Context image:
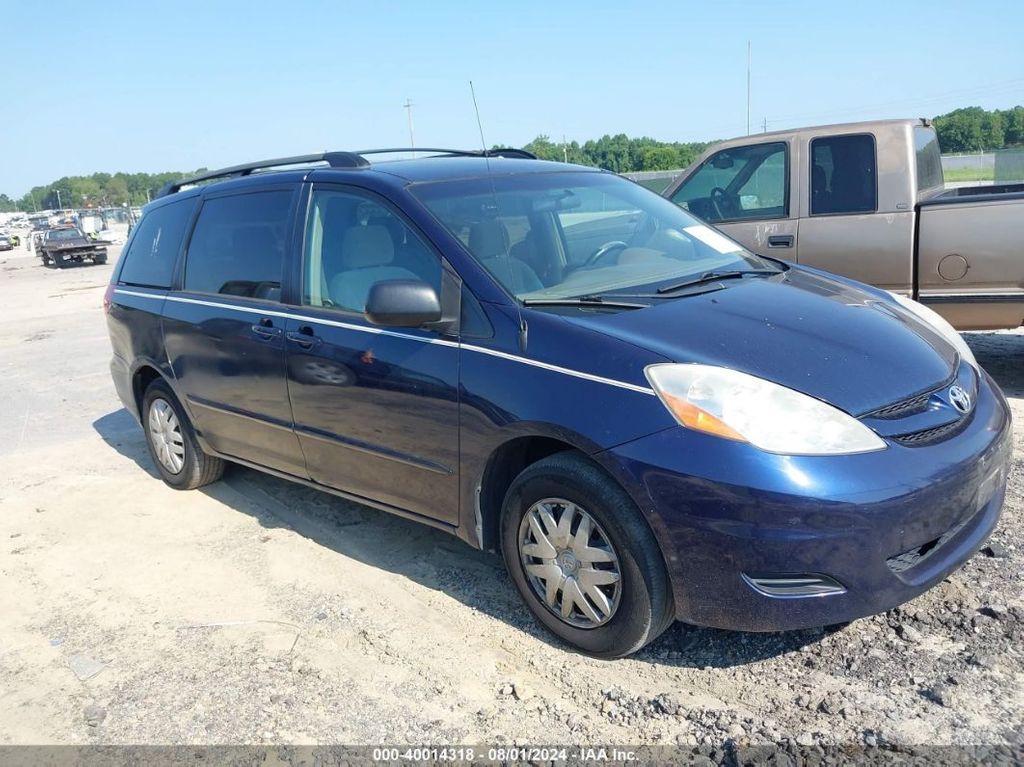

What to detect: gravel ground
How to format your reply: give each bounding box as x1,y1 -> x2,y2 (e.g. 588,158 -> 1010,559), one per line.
0,247 -> 1021,754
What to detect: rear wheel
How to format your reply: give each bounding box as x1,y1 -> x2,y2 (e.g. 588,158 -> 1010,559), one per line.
93,256 -> 107,265
142,379 -> 224,490
500,452 -> 674,658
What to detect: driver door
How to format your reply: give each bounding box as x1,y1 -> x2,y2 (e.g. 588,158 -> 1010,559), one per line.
666,141 -> 799,259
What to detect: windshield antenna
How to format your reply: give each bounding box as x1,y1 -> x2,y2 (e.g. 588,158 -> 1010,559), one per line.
470,80 -> 527,352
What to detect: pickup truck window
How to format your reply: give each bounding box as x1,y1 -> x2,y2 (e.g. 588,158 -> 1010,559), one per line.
669,142 -> 788,223
914,127 -> 944,192
810,134 -> 877,215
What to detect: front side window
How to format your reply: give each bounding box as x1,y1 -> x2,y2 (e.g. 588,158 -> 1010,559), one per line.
670,142 -> 788,223
414,172 -> 777,301
183,190 -> 293,299
118,197 -> 196,288
810,134 -> 877,215
303,189 -> 441,313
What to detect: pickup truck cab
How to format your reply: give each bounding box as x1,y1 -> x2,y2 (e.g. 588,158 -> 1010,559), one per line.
663,119 -> 1024,330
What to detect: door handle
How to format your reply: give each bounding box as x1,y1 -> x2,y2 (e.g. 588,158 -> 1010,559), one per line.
251,319 -> 282,340
286,328 -> 322,349
767,234 -> 794,248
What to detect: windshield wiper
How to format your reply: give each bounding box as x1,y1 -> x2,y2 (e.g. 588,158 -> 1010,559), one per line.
655,269 -> 780,295
522,295 -> 647,310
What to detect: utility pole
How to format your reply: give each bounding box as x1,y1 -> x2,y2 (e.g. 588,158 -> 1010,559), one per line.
404,98 -> 416,158
56,189 -> 62,211
746,40 -> 751,136
562,134 -> 568,163
763,116 -> 767,133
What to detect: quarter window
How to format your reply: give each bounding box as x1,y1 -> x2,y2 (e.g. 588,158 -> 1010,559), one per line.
184,190 -> 293,300
118,197 -> 196,288
303,189 -> 441,313
810,134 -> 877,215
670,142 -> 788,223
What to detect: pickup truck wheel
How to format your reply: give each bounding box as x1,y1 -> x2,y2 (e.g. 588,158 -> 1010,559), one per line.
93,256 -> 107,265
500,452 -> 675,658
50,253 -> 65,268
142,379 -> 225,490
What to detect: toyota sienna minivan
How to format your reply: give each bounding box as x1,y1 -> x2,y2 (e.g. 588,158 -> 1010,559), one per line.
105,149 -> 1012,657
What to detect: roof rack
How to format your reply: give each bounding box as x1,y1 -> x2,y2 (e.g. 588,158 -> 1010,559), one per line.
354,147 -> 538,160
155,151 -> 369,198
155,147 -> 537,199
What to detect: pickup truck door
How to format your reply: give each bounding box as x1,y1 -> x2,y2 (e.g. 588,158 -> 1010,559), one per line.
795,133 -> 914,292
665,140 -> 799,259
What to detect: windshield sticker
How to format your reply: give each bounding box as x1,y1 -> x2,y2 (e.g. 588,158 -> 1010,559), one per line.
684,225 -> 744,254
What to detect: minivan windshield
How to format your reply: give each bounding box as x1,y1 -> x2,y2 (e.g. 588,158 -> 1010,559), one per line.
413,171 -> 778,301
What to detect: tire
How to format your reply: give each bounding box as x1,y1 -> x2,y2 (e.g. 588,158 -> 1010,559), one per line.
142,378 -> 224,490
50,253 -> 64,268
500,451 -> 674,658
93,256 -> 107,265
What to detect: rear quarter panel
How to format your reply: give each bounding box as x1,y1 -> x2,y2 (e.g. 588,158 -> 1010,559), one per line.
918,197 -> 1024,329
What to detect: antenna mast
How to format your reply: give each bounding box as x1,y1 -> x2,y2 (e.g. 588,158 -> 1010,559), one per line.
404,98 -> 416,158
746,41 -> 751,136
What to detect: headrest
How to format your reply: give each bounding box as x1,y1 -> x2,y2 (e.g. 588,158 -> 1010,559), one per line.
342,224 -> 394,269
468,220 -> 509,259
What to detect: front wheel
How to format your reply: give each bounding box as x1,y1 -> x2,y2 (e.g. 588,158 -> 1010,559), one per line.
500,452 -> 674,658
142,379 -> 224,490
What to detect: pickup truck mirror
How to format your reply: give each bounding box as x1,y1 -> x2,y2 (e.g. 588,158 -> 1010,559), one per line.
364,280 -> 442,328
711,153 -> 735,170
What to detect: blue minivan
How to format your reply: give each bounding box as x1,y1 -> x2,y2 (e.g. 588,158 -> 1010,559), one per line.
105,150 -> 1012,657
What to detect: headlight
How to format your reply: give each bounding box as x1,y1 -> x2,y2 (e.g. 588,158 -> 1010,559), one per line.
889,292 -> 977,370
645,364 -> 887,455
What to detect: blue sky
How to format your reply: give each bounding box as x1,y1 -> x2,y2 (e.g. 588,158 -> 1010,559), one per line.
2,0 -> 1022,196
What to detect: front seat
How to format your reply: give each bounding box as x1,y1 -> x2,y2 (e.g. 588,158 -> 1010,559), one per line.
328,224 -> 418,312
468,220 -> 543,294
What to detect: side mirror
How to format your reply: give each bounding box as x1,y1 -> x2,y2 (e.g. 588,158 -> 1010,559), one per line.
364,280 -> 442,327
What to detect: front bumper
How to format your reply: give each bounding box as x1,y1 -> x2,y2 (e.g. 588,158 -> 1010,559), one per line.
606,369 -> 1013,631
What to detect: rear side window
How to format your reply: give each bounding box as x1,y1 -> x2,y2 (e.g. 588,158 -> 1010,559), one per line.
810,134 -> 877,215
118,198 -> 196,288
184,190 -> 293,300
914,127 -> 944,192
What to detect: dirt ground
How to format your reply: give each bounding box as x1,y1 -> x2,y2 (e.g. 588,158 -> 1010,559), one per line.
0,245 -> 1021,750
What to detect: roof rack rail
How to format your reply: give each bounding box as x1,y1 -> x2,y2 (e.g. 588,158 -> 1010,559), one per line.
155,151 -> 369,198
354,147 -> 537,160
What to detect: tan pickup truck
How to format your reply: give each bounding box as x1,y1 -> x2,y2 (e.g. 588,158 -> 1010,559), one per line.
662,119 -> 1024,330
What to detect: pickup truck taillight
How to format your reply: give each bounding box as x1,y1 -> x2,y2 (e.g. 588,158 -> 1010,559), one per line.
103,283 -> 114,314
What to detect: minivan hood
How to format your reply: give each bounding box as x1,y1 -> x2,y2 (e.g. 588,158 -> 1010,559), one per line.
563,267 -> 957,416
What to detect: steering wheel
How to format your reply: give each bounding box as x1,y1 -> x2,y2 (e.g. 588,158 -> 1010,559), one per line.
574,240 -> 629,271
709,187 -> 735,220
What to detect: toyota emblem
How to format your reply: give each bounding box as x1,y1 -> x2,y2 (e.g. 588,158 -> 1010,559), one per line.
949,385 -> 972,414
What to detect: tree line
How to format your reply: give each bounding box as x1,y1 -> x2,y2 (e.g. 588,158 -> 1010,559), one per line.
933,106 -> 1024,153
3,104 -> 1021,212
523,134 -> 710,173
0,170 -> 205,214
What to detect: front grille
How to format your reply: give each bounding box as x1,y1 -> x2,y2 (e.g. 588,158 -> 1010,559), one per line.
886,510 -> 975,574
893,417 -> 969,447
866,391 -> 931,420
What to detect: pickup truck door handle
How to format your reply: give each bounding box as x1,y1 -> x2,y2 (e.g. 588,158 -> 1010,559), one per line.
286,327 -> 322,349
251,319 -> 282,340
767,235 -> 795,248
